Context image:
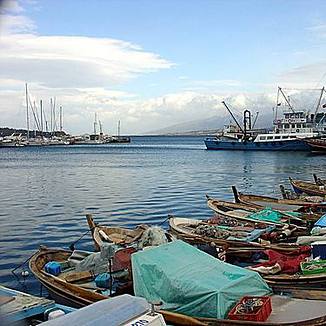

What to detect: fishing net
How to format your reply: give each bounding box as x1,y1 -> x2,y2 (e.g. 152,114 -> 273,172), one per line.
75,243 -> 118,274
138,226 -> 169,249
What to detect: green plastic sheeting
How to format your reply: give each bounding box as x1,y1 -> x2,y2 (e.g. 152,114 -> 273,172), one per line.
132,240 -> 271,319
247,207 -> 300,223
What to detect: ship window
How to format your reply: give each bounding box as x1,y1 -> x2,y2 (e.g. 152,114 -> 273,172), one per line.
291,124 -> 295,128
289,136 -> 296,139
285,124 -> 289,128
275,136 -> 281,139
260,136 -> 266,140
297,124 -> 301,128
267,136 -> 273,140
282,136 -> 289,139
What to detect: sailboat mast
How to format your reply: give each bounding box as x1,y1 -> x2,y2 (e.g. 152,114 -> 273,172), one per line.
25,83 -> 29,141
50,98 -> 53,135
93,113 -> 97,134
40,100 -> 43,137
59,106 -> 63,132
118,120 -> 121,136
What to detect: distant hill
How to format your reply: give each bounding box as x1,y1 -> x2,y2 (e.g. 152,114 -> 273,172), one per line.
147,111 -> 274,135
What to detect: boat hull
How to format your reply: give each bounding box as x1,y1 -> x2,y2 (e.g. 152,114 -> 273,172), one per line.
205,138 -> 310,151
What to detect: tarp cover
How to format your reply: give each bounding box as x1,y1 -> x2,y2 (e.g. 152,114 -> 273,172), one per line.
248,207 -> 299,224
132,240 -> 271,319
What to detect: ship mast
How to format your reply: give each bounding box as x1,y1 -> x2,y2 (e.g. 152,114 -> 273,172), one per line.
313,87 -> 325,123
278,87 -> 295,113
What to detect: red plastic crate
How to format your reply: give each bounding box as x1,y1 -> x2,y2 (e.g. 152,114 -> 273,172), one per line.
228,296 -> 272,322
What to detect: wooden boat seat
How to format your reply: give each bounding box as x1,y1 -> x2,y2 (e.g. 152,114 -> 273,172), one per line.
228,209 -> 250,218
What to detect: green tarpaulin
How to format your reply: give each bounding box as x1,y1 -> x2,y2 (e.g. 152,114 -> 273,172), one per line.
132,240 -> 271,319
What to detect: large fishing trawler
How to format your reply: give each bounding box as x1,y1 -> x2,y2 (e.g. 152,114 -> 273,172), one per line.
205,87 -> 326,151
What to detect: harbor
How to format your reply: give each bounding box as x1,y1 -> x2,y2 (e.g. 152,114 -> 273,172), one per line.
2,0 -> 326,324
1,137 -> 326,324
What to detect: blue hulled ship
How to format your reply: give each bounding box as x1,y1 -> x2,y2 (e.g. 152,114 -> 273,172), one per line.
205,87 -> 326,151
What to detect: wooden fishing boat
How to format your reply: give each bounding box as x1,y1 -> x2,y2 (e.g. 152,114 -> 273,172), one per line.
305,138 -> 326,153
196,293 -> 326,325
86,214 -> 172,251
29,248 -> 326,326
313,173 -> 326,185
169,216 -> 303,252
225,248 -> 326,290
163,294 -> 326,326
86,214 -> 148,251
205,195 -> 313,228
232,186 -> 326,212
29,247 -> 134,308
289,177 -> 326,197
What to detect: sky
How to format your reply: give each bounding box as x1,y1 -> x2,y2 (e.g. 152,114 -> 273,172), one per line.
0,0 -> 326,134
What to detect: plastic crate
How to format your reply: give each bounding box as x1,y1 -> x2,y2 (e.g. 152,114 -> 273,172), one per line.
312,241 -> 326,259
301,260 -> 326,275
228,296 -> 272,322
44,261 -> 61,276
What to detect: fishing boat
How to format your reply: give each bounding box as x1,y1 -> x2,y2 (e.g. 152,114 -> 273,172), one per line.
313,173 -> 326,185
29,247 -> 134,308
205,87 -> 326,151
305,138 -> 326,153
289,177 -> 326,197
205,195 -> 314,228
86,214 -> 148,251
132,241 -> 326,325
0,285 -> 74,324
168,215 -> 302,252
27,247 -> 216,326
86,214 -> 172,251
232,186 -> 326,212
226,247 -> 326,290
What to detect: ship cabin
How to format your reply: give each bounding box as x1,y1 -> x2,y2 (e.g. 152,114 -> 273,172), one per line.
274,111 -> 315,134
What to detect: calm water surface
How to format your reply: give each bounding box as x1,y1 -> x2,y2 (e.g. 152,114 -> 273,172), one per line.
0,136 -> 325,294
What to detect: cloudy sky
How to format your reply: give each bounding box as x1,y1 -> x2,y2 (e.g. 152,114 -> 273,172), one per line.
0,0 -> 326,134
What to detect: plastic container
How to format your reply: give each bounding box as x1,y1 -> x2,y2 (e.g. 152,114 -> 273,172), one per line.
228,296 -> 272,322
95,273 -> 112,288
44,261 -> 62,276
311,241 -> 326,259
301,260 -> 326,275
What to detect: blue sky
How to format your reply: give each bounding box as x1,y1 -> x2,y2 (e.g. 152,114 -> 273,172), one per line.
0,0 -> 326,133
